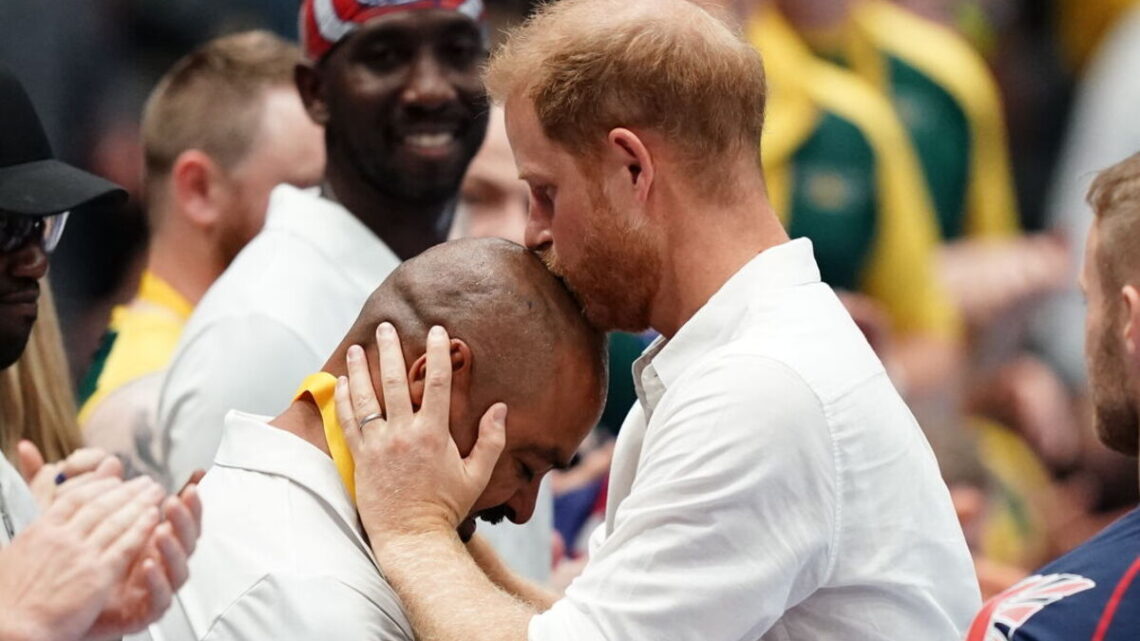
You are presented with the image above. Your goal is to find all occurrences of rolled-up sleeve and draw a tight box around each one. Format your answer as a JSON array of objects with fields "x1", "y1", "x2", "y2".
[{"x1": 529, "y1": 355, "x2": 838, "y2": 641}]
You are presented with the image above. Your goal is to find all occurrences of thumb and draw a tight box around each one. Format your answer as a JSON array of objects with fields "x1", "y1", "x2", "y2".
[
  {"x1": 16, "y1": 440, "x2": 44, "y2": 483},
  {"x1": 464, "y1": 403, "x2": 507, "y2": 486}
]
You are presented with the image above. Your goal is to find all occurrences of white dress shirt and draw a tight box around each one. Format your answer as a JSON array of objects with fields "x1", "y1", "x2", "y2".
[
  {"x1": 529, "y1": 239, "x2": 980, "y2": 641},
  {"x1": 144, "y1": 412, "x2": 413, "y2": 641},
  {"x1": 156, "y1": 185, "x2": 400, "y2": 488},
  {"x1": 0, "y1": 456, "x2": 37, "y2": 547}
]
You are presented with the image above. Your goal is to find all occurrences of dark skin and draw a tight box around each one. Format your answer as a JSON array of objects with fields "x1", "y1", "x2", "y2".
[
  {"x1": 296, "y1": 9, "x2": 491, "y2": 261},
  {"x1": 0, "y1": 223, "x2": 48, "y2": 368}
]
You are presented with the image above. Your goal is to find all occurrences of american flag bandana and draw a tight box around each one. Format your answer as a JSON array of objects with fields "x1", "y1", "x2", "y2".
[{"x1": 300, "y1": 0, "x2": 485, "y2": 61}]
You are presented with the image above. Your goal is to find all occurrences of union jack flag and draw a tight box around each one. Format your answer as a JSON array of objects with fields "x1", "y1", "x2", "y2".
[{"x1": 966, "y1": 573, "x2": 1097, "y2": 641}]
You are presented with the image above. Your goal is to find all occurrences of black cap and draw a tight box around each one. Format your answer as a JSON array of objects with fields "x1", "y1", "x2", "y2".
[{"x1": 0, "y1": 64, "x2": 126, "y2": 216}]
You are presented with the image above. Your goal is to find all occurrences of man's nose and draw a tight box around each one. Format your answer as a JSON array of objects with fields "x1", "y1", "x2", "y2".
[
  {"x1": 506, "y1": 485, "x2": 540, "y2": 525},
  {"x1": 7, "y1": 239, "x2": 48, "y2": 281},
  {"x1": 401, "y1": 53, "x2": 457, "y2": 109},
  {"x1": 524, "y1": 211, "x2": 553, "y2": 253}
]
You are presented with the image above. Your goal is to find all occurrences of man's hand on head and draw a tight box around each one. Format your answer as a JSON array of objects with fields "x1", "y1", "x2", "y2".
[{"x1": 334, "y1": 323, "x2": 507, "y2": 547}]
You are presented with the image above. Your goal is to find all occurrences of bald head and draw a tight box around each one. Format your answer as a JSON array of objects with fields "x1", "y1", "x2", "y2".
[{"x1": 329, "y1": 238, "x2": 606, "y2": 410}]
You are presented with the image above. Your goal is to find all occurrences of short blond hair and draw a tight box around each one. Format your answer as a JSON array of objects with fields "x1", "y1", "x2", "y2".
[
  {"x1": 141, "y1": 31, "x2": 303, "y2": 193},
  {"x1": 486, "y1": 0, "x2": 765, "y2": 195},
  {"x1": 1088, "y1": 153, "x2": 1140, "y2": 295}
]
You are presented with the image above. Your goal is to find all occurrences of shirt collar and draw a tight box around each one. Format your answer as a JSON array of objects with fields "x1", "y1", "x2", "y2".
[
  {"x1": 263, "y1": 184, "x2": 401, "y2": 294},
  {"x1": 634, "y1": 238, "x2": 820, "y2": 413},
  {"x1": 212, "y1": 408, "x2": 361, "y2": 541}
]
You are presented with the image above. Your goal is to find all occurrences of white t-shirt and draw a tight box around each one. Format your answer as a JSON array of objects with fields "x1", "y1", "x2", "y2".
[
  {"x1": 155, "y1": 185, "x2": 400, "y2": 489},
  {"x1": 0, "y1": 456, "x2": 36, "y2": 547},
  {"x1": 145, "y1": 412, "x2": 413, "y2": 641},
  {"x1": 530, "y1": 239, "x2": 980, "y2": 641}
]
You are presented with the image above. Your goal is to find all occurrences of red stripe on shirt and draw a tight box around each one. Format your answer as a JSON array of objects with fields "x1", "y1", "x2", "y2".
[{"x1": 1090, "y1": 555, "x2": 1140, "y2": 641}]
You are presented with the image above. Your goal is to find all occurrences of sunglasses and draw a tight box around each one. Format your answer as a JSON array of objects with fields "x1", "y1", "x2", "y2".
[{"x1": 0, "y1": 211, "x2": 69, "y2": 254}]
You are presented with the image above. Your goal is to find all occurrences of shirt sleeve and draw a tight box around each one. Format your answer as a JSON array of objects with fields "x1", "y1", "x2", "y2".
[
  {"x1": 530, "y1": 354, "x2": 838, "y2": 641},
  {"x1": 157, "y1": 315, "x2": 321, "y2": 490},
  {"x1": 199, "y1": 575, "x2": 414, "y2": 641}
]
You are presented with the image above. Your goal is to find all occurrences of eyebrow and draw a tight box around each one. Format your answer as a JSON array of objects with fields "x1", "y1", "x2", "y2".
[{"x1": 530, "y1": 446, "x2": 573, "y2": 471}]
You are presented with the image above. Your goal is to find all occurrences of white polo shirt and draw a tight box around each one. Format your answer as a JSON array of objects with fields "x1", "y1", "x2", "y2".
[
  {"x1": 530, "y1": 239, "x2": 980, "y2": 641},
  {"x1": 145, "y1": 412, "x2": 413, "y2": 641},
  {"x1": 0, "y1": 456, "x2": 37, "y2": 547},
  {"x1": 156, "y1": 185, "x2": 400, "y2": 489}
]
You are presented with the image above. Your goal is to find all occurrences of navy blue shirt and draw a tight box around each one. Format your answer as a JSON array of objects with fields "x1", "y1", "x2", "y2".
[{"x1": 967, "y1": 508, "x2": 1140, "y2": 641}]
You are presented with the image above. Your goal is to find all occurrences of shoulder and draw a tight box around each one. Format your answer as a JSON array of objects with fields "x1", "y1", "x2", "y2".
[
  {"x1": 201, "y1": 574, "x2": 413, "y2": 641},
  {"x1": 969, "y1": 514, "x2": 1140, "y2": 641}
]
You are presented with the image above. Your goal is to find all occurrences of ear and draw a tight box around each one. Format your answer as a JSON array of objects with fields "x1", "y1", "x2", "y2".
[
  {"x1": 607, "y1": 128, "x2": 655, "y2": 204},
  {"x1": 1121, "y1": 285, "x2": 1140, "y2": 360},
  {"x1": 406, "y1": 338, "x2": 473, "y2": 408},
  {"x1": 170, "y1": 150, "x2": 224, "y2": 229},
  {"x1": 295, "y1": 62, "x2": 330, "y2": 126}
]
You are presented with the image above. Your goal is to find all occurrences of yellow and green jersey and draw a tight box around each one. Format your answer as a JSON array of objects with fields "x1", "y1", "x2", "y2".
[
  {"x1": 812, "y1": 0, "x2": 1020, "y2": 241},
  {"x1": 749, "y1": 7, "x2": 959, "y2": 339},
  {"x1": 78, "y1": 271, "x2": 193, "y2": 423}
]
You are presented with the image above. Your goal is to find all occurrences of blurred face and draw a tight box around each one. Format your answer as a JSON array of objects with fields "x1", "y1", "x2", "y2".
[
  {"x1": 507, "y1": 97, "x2": 661, "y2": 332},
  {"x1": 1082, "y1": 223, "x2": 1140, "y2": 455},
  {"x1": 458, "y1": 347, "x2": 603, "y2": 532},
  {"x1": 215, "y1": 86, "x2": 326, "y2": 264},
  {"x1": 316, "y1": 10, "x2": 489, "y2": 203},
  {"x1": 457, "y1": 107, "x2": 529, "y2": 243},
  {"x1": 0, "y1": 216, "x2": 49, "y2": 369}
]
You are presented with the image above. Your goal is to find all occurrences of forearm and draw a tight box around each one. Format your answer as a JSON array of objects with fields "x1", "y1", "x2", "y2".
[
  {"x1": 375, "y1": 531, "x2": 535, "y2": 641},
  {"x1": 466, "y1": 535, "x2": 559, "y2": 610}
]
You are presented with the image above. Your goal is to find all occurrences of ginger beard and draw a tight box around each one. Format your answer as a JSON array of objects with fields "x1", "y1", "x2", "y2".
[
  {"x1": 1087, "y1": 304, "x2": 1140, "y2": 455},
  {"x1": 537, "y1": 181, "x2": 661, "y2": 333}
]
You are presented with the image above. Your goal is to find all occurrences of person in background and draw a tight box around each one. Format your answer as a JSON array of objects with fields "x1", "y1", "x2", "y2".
[
  {"x1": 454, "y1": 106, "x2": 529, "y2": 242},
  {"x1": 156, "y1": 0, "x2": 490, "y2": 488},
  {"x1": 0, "y1": 61, "x2": 201, "y2": 641},
  {"x1": 967, "y1": 151, "x2": 1140, "y2": 641},
  {"x1": 77, "y1": 31, "x2": 325, "y2": 483},
  {"x1": 0, "y1": 281, "x2": 82, "y2": 462},
  {"x1": 743, "y1": 1, "x2": 962, "y2": 401}
]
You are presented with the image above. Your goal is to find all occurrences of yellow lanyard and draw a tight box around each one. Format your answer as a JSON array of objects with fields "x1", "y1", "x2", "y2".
[{"x1": 294, "y1": 372, "x2": 357, "y2": 501}]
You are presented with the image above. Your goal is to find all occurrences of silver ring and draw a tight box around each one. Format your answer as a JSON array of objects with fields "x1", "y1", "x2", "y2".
[{"x1": 358, "y1": 412, "x2": 385, "y2": 429}]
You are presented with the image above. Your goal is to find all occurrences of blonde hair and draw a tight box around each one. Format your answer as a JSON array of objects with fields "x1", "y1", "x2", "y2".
[
  {"x1": 1087, "y1": 152, "x2": 1140, "y2": 296},
  {"x1": 485, "y1": 0, "x2": 766, "y2": 197},
  {"x1": 141, "y1": 30, "x2": 304, "y2": 208},
  {"x1": 0, "y1": 281, "x2": 82, "y2": 462}
]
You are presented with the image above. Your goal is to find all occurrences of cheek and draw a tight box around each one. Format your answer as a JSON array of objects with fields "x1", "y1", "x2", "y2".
[{"x1": 471, "y1": 458, "x2": 520, "y2": 511}]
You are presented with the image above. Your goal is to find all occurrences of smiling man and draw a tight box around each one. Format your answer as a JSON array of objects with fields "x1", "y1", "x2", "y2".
[{"x1": 156, "y1": 0, "x2": 490, "y2": 487}]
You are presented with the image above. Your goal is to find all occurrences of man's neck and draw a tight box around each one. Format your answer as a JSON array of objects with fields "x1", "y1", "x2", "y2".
[
  {"x1": 648, "y1": 179, "x2": 789, "y2": 339},
  {"x1": 146, "y1": 225, "x2": 223, "y2": 306},
  {"x1": 323, "y1": 164, "x2": 456, "y2": 261},
  {"x1": 269, "y1": 398, "x2": 332, "y2": 458}
]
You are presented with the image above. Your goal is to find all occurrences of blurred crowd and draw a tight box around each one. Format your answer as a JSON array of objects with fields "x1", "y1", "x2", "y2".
[{"x1": 3, "y1": 0, "x2": 1140, "y2": 609}]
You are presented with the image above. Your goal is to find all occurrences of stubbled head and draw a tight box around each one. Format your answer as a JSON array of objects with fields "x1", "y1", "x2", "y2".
[
  {"x1": 485, "y1": 0, "x2": 765, "y2": 331},
  {"x1": 326, "y1": 238, "x2": 607, "y2": 527},
  {"x1": 1081, "y1": 152, "x2": 1140, "y2": 456},
  {"x1": 142, "y1": 31, "x2": 325, "y2": 268}
]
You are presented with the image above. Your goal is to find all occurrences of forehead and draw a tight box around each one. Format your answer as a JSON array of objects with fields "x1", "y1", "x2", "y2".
[
  {"x1": 346, "y1": 9, "x2": 481, "y2": 47},
  {"x1": 506, "y1": 348, "x2": 604, "y2": 458}
]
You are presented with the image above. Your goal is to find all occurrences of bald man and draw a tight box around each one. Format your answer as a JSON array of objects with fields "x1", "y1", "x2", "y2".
[{"x1": 143, "y1": 238, "x2": 606, "y2": 641}]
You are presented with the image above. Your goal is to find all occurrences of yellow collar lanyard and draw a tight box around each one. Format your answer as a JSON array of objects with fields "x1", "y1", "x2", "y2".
[{"x1": 294, "y1": 372, "x2": 357, "y2": 501}]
